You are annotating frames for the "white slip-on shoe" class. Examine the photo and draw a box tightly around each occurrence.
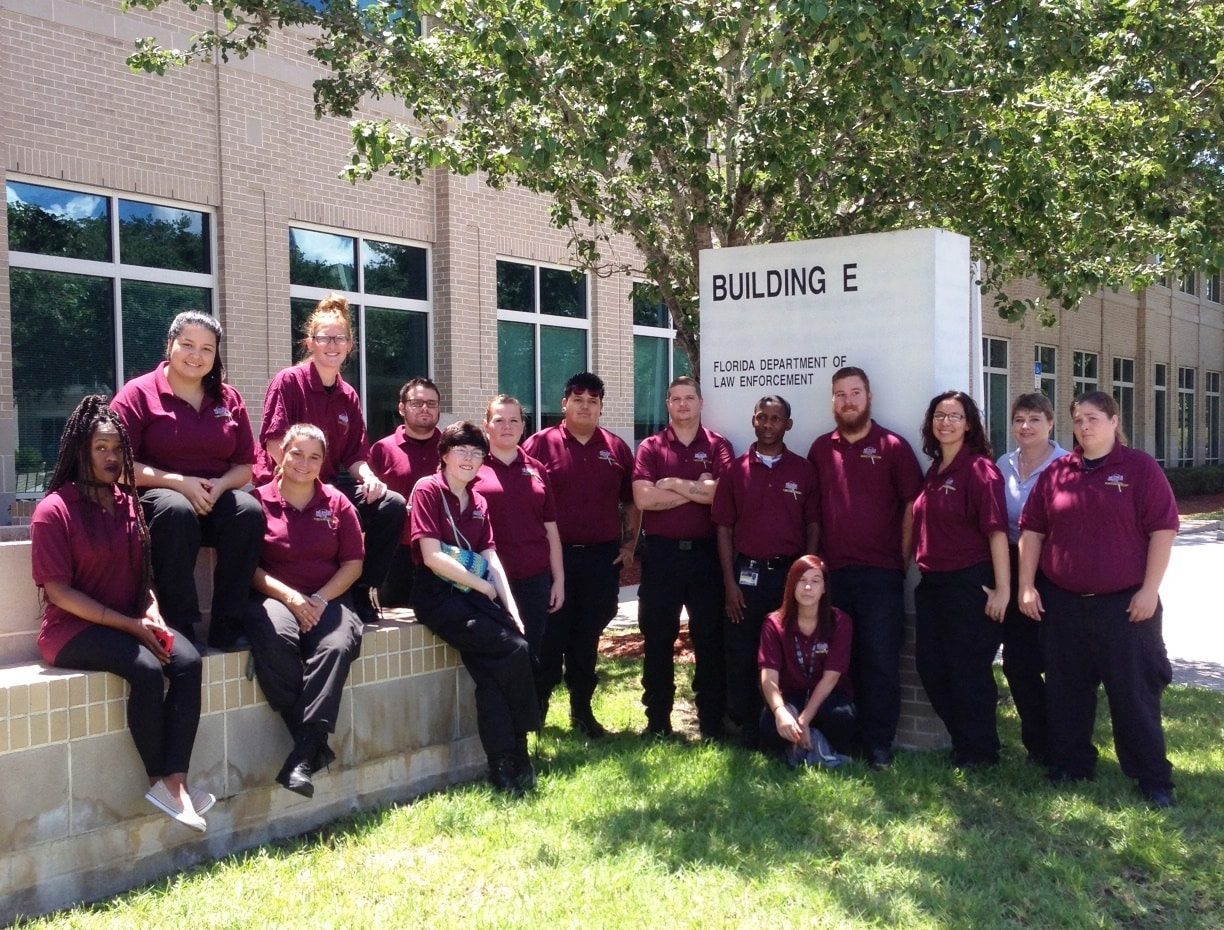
[188,787,216,816]
[145,780,208,833]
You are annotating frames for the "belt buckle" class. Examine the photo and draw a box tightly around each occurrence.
[678,539,693,551]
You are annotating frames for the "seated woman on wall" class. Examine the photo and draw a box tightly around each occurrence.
[409,421,541,795]
[758,555,856,768]
[246,424,365,798]
[110,311,265,649]
[254,294,405,626]
[31,395,211,832]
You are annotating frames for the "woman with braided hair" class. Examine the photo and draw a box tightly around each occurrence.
[30,395,211,832]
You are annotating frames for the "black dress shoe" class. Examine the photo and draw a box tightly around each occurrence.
[571,709,608,739]
[867,746,894,770]
[488,756,524,796]
[1143,788,1175,810]
[276,753,315,798]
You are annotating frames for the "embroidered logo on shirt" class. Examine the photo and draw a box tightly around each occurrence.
[693,451,710,464]
[337,413,350,429]
[522,465,541,480]
[313,508,339,530]
[861,445,880,464]
[599,450,617,466]
[1105,473,1129,492]
[816,642,829,654]
[939,478,957,494]
[783,481,802,500]
[211,406,233,421]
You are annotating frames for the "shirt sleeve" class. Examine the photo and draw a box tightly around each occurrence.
[757,614,785,670]
[259,371,293,446]
[826,608,853,677]
[893,437,925,503]
[1018,468,1051,535]
[472,494,496,552]
[535,459,559,523]
[108,383,145,462]
[1137,454,1181,534]
[367,437,391,480]
[711,435,735,476]
[801,458,821,525]
[614,436,635,504]
[227,387,257,466]
[972,458,1009,537]
[30,498,73,587]
[709,459,738,527]
[409,480,447,544]
[632,436,659,484]
[338,388,369,470]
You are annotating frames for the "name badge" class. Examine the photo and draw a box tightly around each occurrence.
[816,642,829,654]
[738,568,760,587]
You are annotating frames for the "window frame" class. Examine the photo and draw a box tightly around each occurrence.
[1206,371,1221,466]
[1034,344,1058,410]
[1111,356,1136,445]
[981,336,1010,458]
[287,221,433,431]
[1072,350,1099,398]
[1206,271,1221,304]
[1154,363,1168,465]
[1176,366,1197,468]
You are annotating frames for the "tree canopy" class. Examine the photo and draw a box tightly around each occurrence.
[126,0,1224,366]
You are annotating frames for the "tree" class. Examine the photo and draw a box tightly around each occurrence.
[125,0,1224,368]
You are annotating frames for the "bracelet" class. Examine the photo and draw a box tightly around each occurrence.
[309,593,328,607]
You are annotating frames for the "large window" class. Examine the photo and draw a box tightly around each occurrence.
[1176,367,1196,468]
[1154,363,1168,464]
[1207,272,1221,304]
[633,283,692,441]
[1112,357,1136,443]
[1178,272,1198,297]
[495,259,590,432]
[1207,371,1221,466]
[6,179,214,495]
[1035,345,1057,412]
[981,337,1009,457]
[1072,351,1098,398]
[288,226,430,442]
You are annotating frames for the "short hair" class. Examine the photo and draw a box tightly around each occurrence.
[438,420,490,461]
[754,395,792,419]
[920,390,992,460]
[399,377,440,404]
[831,366,871,392]
[299,293,354,360]
[1010,392,1055,422]
[485,394,524,422]
[1070,390,1129,446]
[564,372,605,400]
[166,311,226,402]
[668,375,702,399]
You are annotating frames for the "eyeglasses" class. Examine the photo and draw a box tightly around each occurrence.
[932,412,966,423]
[449,446,485,461]
[311,334,351,346]
[405,400,439,410]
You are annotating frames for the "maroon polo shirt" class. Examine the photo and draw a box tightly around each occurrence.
[254,479,364,594]
[807,422,923,571]
[521,423,633,545]
[111,365,256,480]
[31,484,145,664]
[634,424,735,540]
[254,362,368,485]
[471,451,557,580]
[369,425,441,543]
[757,608,854,699]
[711,445,819,560]
[912,447,1008,572]
[409,473,495,565]
[1019,444,1179,594]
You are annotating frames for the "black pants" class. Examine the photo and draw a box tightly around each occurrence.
[915,561,1003,764]
[55,624,202,778]
[379,543,416,609]
[1002,546,1047,762]
[757,688,857,759]
[724,556,792,747]
[332,473,407,593]
[538,541,620,710]
[638,536,726,733]
[509,571,553,702]
[412,568,540,758]
[830,565,905,753]
[244,594,363,733]
[140,487,265,643]
[1039,581,1173,793]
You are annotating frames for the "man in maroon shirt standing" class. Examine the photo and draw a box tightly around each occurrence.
[368,378,443,609]
[634,376,735,739]
[807,367,923,768]
[522,372,640,737]
[712,395,819,748]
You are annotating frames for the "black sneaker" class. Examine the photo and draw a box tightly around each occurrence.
[488,756,524,796]
[570,708,608,739]
[1143,787,1175,810]
[867,746,894,771]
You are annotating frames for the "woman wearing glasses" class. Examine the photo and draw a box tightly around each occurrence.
[409,421,540,795]
[255,294,406,624]
[912,391,1009,768]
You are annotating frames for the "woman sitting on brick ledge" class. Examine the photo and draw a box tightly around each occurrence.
[30,395,211,833]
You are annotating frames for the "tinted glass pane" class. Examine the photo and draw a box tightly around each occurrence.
[365,307,429,442]
[497,321,536,426]
[633,283,669,328]
[6,181,109,261]
[289,228,356,290]
[121,282,212,381]
[674,343,693,379]
[539,267,587,319]
[119,201,209,272]
[989,338,1007,370]
[634,335,669,441]
[540,326,587,428]
[290,297,360,384]
[12,269,115,492]
[1154,389,1167,462]
[363,239,427,300]
[985,371,1009,456]
[497,261,534,312]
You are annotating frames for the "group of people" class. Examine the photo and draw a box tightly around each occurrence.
[30,296,1181,834]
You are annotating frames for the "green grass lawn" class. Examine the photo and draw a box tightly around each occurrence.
[19,657,1224,930]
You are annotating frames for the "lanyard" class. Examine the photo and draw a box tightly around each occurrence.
[791,630,822,696]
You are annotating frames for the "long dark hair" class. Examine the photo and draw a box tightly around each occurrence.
[920,390,992,461]
[1070,390,1129,448]
[775,554,833,639]
[166,310,226,403]
[45,394,153,603]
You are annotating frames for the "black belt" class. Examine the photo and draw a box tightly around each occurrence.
[563,539,619,550]
[644,535,712,551]
[736,554,798,573]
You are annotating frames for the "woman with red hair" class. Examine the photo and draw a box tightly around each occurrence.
[757,555,855,766]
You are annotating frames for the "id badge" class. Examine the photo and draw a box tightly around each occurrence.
[738,568,760,587]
